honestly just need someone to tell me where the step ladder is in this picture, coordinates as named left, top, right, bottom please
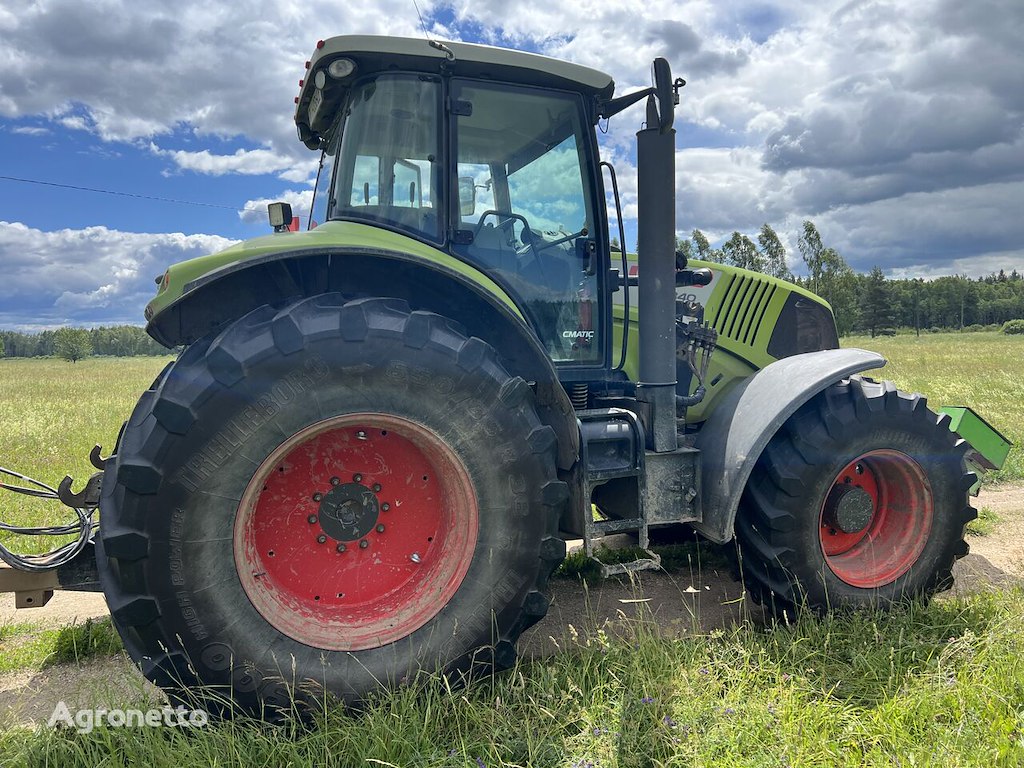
left=579, top=408, right=662, bottom=577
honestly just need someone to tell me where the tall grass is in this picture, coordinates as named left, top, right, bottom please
left=0, top=356, right=172, bottom=553
left=2, top=589, right=1023, bottom=766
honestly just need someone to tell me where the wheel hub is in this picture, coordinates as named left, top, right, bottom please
left=317, top=482, right=379, bottom=542
left=824, top=484, right=874, bottom=534
left=233, top=413, right=479, bottom=651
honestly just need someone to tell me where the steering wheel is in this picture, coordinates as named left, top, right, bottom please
left=472, top=210, right=531, bottom=247
left=529, top=227, right=589, bottom=254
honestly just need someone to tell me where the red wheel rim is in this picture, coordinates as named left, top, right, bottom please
left=818, top=450, right=933, bottom=589
left=234, top=413, right=478, bottom=651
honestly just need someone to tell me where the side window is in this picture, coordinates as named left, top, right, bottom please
left=331, top=76, right=442, bottom=240
left=452, top=80, right=600, bottom=364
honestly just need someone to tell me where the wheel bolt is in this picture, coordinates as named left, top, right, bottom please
left=376, top=524, right=385, bottom=533
left=317, top=534, right=327, bottom=544
left=336, top=543, right=346, bottom=553
left=330, top=476, right=340, bottom=486
left=356, top=430, right=367, bottom=440
left=359, top=539, right=369, bottom=549
left=372, top=483, right=382, bottom=493
left=410, top=552, right=421, bottom=563
left=312, top=492, right=323, bottom=501
left=381, top=503, right=390, bottom=512
left=353, top=473, right=363, bottom=482
left=307, top=514, right=318, bottom=524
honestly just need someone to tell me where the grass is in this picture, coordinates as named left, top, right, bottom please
left=844, top=331, right=1024, bottom=483
left=0, top=356, right=173, bottom=554
left=0, top=617, right=122, bottom=673
left=1, top=590, right=1023, bottom=766
left=967, top=506, right=1000, bottom=537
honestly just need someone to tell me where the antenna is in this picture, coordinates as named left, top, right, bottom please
left=411, top=0, right=430, bottom=40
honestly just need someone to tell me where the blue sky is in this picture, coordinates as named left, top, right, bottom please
left=1, top=0, right=1022, bottom=329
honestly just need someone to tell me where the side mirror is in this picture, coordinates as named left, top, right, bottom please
left=652, top=57, right=674, bottom=132
left=268, top=202, right=294, bottom=232
left=458, top=177, right=476, bottom=218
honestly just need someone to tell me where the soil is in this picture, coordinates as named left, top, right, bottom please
left=2, top=485, right=1021, bottom=727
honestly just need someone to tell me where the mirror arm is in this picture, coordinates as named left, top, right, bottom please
left=598, top=87, right=655, bottom=120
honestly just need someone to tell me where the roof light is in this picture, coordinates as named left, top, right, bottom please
left=327, top=58, right=356, bottom=79
left=316, top=40, right=325, bottom=49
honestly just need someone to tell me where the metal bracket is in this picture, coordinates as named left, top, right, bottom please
left=57, top=472, right=103, bottom=509
left=89, top=444, right=110, bottom=470
left=0, top=567, right=59, bottom=608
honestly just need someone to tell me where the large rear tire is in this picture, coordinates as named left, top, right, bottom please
left=97, top=295, right=567, bottom=717
left=736, top=376, right=976, bottom=613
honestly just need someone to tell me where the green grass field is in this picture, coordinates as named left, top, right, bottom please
left=0, top=356, right=172, bottom=553
left=844, top=332, right=1023, bottom=482
left=1, top=335, right=1023, bottom=766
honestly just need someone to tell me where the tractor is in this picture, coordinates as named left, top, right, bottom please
left=0, top=35, right=1011, bottom=718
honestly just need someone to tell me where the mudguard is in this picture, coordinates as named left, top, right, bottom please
left=692, top=348, right=886, bottom=543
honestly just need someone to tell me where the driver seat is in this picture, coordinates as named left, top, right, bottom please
left=467, top=222, right=518, bottom=273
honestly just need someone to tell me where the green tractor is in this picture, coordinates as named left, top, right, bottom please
left=20, top=36, right=1012, bottom=716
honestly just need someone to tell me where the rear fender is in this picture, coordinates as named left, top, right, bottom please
left=147, top=247, right=580, bottom=470
left=693, top=348, right=886, bottom=543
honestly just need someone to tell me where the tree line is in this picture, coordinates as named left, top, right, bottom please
left=677, top=221, right=1024, bottom=337
left=0, top=325, right=169, bottom=361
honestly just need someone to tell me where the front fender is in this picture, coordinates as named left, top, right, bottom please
left=692, top=348, right=886, bottom=543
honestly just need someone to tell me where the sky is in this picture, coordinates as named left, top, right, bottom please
left=0, top=0, right=1022, bottom=329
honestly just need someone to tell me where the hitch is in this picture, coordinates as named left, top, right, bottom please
left=57, top=471, right=103, bottom=510
left=0, top=446, right=108, bottom=599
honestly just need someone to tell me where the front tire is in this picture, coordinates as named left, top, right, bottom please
left=736, top=376, right=976, bottom=613
left=97, top=295, right=567, bottom=716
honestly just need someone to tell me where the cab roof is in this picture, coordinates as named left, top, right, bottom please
left=294, top=35, right=616, bottom=148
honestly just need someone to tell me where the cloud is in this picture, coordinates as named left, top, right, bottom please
left=149, top=144, right=313, bottom=180
left=0, top=0, right=1022, bottom=333
left=10, top=125, right=49, bottom=136
left=0, top=0, right=429, bottom=153
left=0, top=221, right=235, bottom=328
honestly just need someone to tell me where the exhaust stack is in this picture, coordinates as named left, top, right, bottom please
left=635, top=90, right=678, bottom=452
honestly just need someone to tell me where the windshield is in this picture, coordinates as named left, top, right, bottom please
left=452, top=80, right=601, bottom=364
left=331, top=75, right=442, bottom=240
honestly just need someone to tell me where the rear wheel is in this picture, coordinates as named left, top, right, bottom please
left=97, top=295, right=567, bottom=716
left=736, top=376, right=976, bottom=612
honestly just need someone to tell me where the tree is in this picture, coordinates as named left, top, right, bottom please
left=54, top=327, right=92, bottom=363
left=798, top=220, right=827, bottom=295
left=692, top=229, right=724, bottom=263
left=675, top=237, right=693, bottom=263
left=797, top=220, right=858, bottom=334
left=722, top=231, right=766, bottom=272
left=757, top=223, right=792, bottom=281
left=860, top=266, right=895, bottom=337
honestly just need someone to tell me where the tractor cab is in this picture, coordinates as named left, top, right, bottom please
left=298, top=37, right=613, bottom=366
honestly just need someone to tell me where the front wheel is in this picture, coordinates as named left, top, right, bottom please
left=736, top=376, right=976, bottom=612
left=97, top=295, right=567, bottom=717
